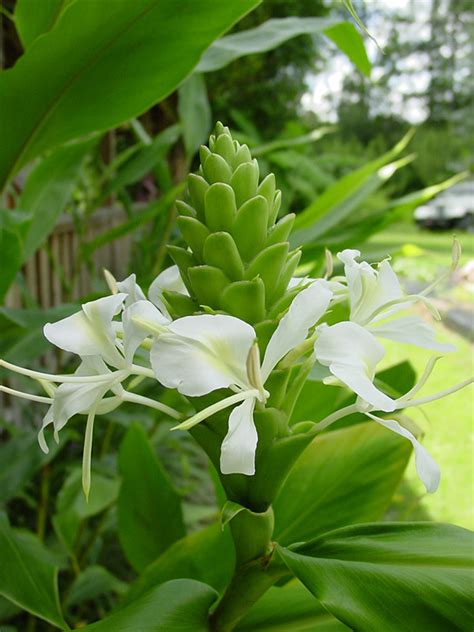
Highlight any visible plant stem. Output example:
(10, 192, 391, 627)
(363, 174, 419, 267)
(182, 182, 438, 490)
(209, 551, 285, 632)
(210, 506, 287, 631)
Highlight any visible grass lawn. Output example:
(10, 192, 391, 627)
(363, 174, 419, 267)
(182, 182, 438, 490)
(366, 222, 473, 529)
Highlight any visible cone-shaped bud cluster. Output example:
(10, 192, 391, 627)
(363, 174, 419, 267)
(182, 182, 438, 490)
(166, 122, 300, 329)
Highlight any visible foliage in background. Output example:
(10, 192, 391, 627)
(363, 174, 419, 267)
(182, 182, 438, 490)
(0, 1, 472, 630)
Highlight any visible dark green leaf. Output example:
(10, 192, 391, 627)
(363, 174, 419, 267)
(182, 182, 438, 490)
(117, 423, 185, 572)
(0, 431, 64, 504)
(278, 522, 474, 632)
(0, 0, 259, 190)
(84, 579, 217, 631)
(53, 468, 119, 552)
(66, 565, 127, 608)
(273, 422, 411, 545)
(125, 523, 234, 604)
(0, 512, 67, 629)
(20, 138, 95, 261)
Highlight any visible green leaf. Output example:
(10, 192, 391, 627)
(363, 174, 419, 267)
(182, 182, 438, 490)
(378, 171, 468, 226)
(342, 0, 381, 50)
(83, 185, 184, 256)
(125, 523, 234, 604)
(66, 565, 127, 608)
(0, 0, 259, 190)
(101, 125, 180, 199)
(0, 512, 67, 629)
(0, 431, 64, 505)
(14, 0, 74, 49)
(324, 22, 371, 77)
(178, 74, 212, 158)
(197, 17, 371, 77)
(53, 468, 119, 552)
(237, 580, 349, 631)
(0, 214, 24, 303)
(117, 423, 185, 572)
(291, 132, 415, 236)
(20, 138, 95, 261)
(291, 154, 415, 248)
(273, 422, 411, 545)
(252, 129, 333, 158)
(278, 522, 474, 632)
(84, 579, 217, 631)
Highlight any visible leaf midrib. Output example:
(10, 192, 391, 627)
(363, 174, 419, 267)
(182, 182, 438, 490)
(4, 0, 160, 192)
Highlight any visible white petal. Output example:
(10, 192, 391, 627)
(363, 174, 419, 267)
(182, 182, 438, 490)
(44, 294, 126, 367)
(261, 280, 333, 381)
(151, 314, 255, 396)
(38, 407, 54, 453)
(122, 300, 169, 364)
(220, 397, 257, 475)
(366, 412, 440, 493)
(369, 315, 456, 352)
(338, 250, 403, 324)
(116, 273, 146, 306)
(149, 265, 189, 318)
(52, 381, 110, 433)
(315, 322, 396, 411)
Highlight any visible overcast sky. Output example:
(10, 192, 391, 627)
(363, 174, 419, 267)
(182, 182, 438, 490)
(302, 0, 435, 123)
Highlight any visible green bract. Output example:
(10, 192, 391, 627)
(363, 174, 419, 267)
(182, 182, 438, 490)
(167, 123, 300, 329)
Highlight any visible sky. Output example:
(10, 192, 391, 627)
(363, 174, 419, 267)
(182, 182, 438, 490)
(301, 0, 434, 124)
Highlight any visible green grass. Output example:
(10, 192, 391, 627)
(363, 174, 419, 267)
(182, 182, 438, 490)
(365, 222, 473, 529)
(382, 327, 473, 530)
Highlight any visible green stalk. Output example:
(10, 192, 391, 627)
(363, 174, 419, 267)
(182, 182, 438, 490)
(209, 554, 285, 632)
(210, 506, 286, 631)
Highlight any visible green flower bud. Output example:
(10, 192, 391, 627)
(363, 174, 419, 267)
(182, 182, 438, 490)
(172, 122, 299, 328)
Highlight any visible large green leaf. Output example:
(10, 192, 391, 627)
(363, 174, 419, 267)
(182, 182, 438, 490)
(237, 580, 348, 631)
(278, 522, 474, 632)
(14, 0, 75, 49)
(117, 423, 185, 572)
(20, 138, 95, 261)
(84, 579, 217, 631)
(273, 422, 411, 545)
(0, 512, 67, 629)
(125, 523, 234, 605)
(53, 468, 119, 552)
(0, 0, 258, 190)
(197, 17, 371, 77)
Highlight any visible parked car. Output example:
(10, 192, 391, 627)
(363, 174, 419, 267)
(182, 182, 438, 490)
(415, 180, 474, 230)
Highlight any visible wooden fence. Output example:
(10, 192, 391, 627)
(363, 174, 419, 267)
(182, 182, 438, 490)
(5, 206, 131, 309)
(2, 207, 132, 425)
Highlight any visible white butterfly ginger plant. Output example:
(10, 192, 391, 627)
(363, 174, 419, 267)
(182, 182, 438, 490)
(1, 123, 471, 506)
